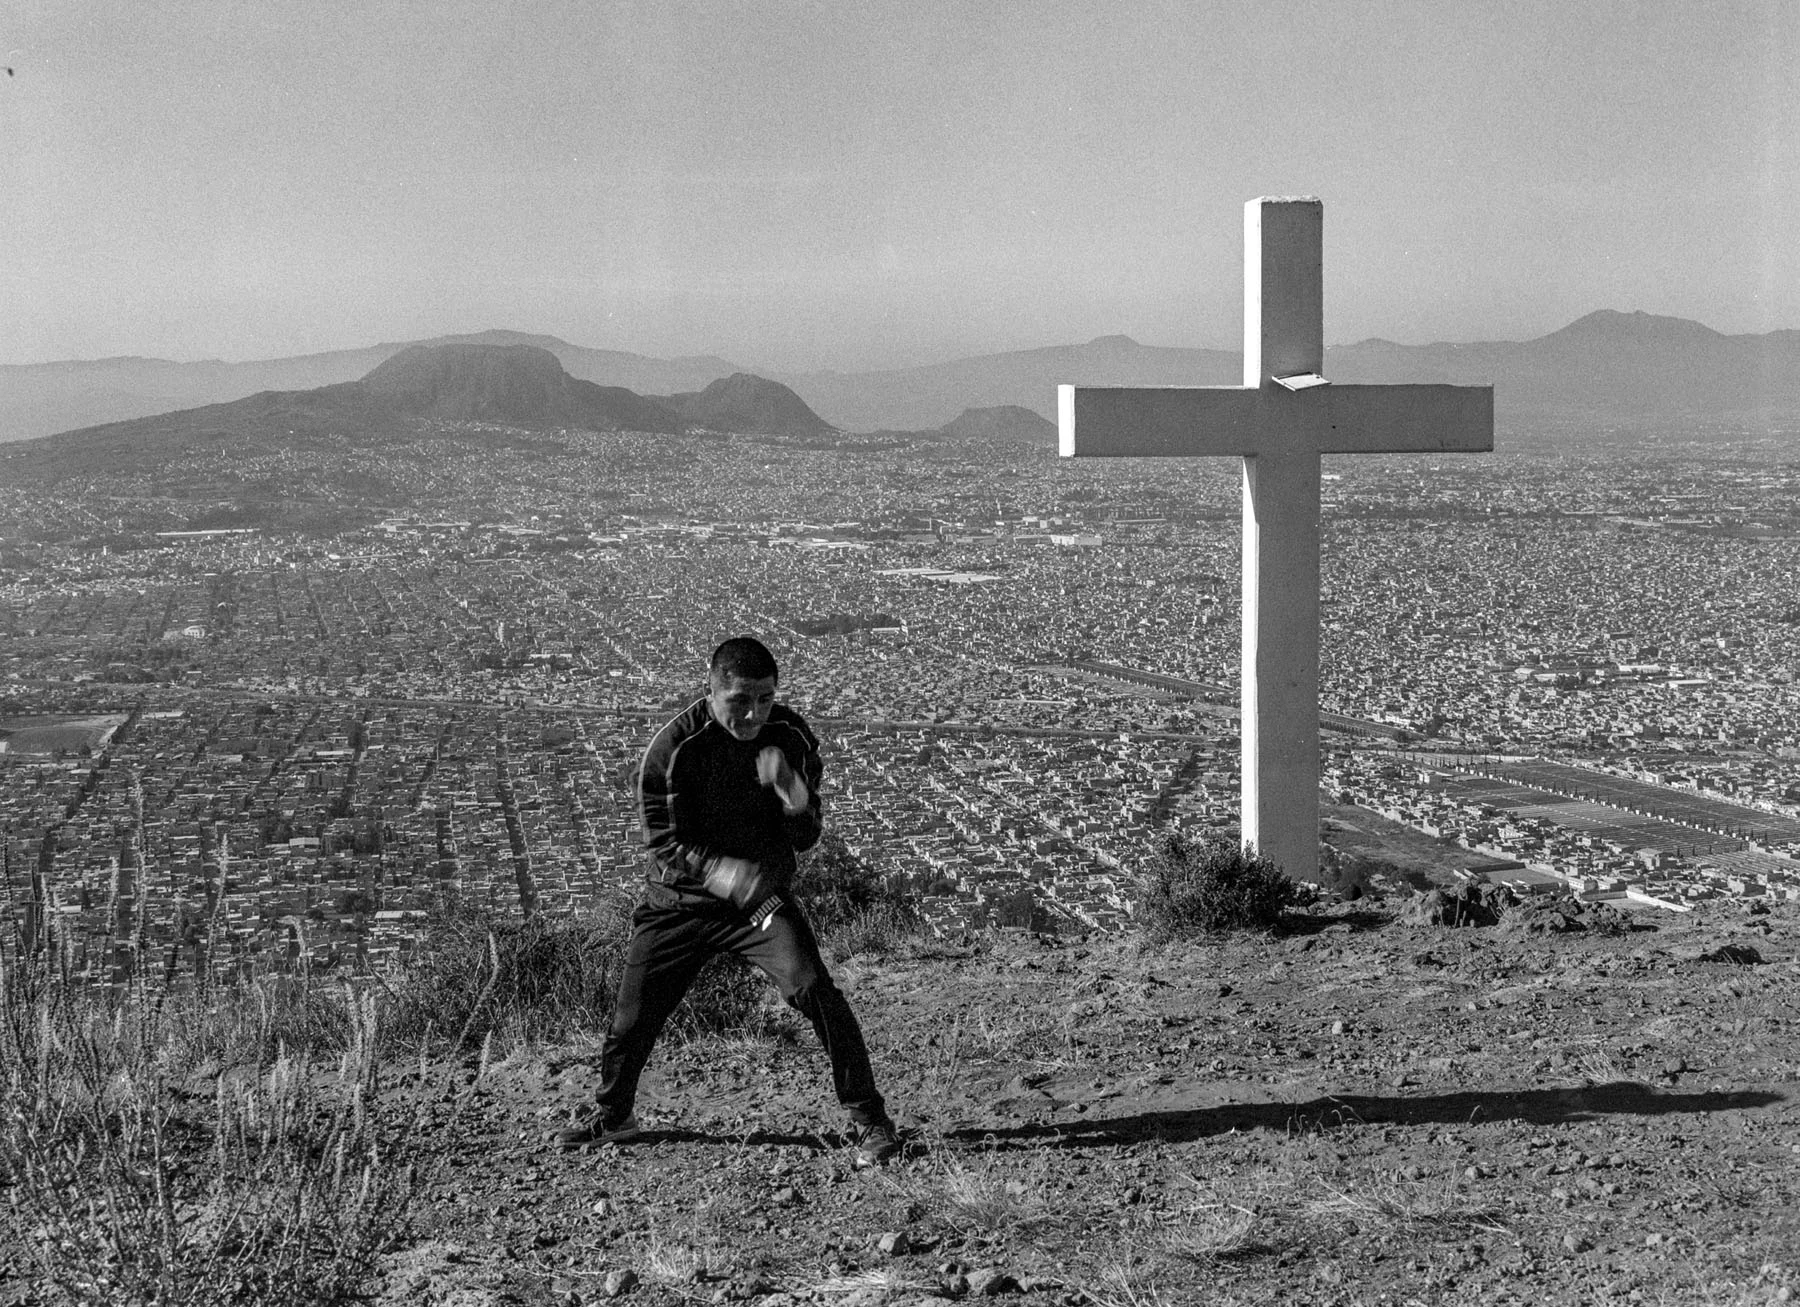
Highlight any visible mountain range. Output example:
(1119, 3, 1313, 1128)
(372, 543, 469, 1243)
(2, 346, 848, 480)
(2, 311, 1796, 445)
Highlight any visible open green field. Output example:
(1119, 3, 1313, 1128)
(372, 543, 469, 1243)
(0, 714, 128, 755)
(1323, 801, 1521, 890)
(1483, 758, 1800, 842)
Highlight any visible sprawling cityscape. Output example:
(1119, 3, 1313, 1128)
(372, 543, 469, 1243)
(4, 419, 1799, 985)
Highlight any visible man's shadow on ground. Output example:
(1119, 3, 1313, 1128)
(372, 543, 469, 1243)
(944, 1083, 1787, 1150)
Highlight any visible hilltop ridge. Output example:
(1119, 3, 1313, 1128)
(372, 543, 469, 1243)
(1542, 309, 1731, 345)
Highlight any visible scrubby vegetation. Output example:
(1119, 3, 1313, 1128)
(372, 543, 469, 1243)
(389, 845, 923, 1052)
(0, 859, 927, 1304)
(792, 831, 924, 959)
(1133, 833, 1305, 939)
(0, 962, 411, 1305)
(387, 892, 768, 1052)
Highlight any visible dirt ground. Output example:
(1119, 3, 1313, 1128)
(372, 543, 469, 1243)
(369, 891, 1800, 1307)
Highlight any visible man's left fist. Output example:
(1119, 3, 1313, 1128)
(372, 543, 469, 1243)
(756, 746, 791, 789)
(757, 746, 808, 812)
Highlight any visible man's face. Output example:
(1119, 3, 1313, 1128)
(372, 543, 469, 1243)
(707, 673, 777, 741)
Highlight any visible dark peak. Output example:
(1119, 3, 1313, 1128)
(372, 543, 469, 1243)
(354, 343, 683, 432)
(1544, 310, 1725, 344)
(663, 372, 833, 437)
(361, 342, 569, 392)
(1086, 334, 1140, 350)
(697, 371, 785, 397)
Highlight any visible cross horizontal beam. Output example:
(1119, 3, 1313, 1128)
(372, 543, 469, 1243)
(1059, 383, 1494, 458)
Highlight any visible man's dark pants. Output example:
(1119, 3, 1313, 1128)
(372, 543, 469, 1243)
(595, 895, 887, 1128)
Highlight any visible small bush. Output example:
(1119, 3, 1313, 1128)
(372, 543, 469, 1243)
(388, 896, 629, 1049)
(1134, 834, 1300, 940)
(793, 832, 924, 957)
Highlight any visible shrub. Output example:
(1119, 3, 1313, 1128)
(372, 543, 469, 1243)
(387, 895, 628, 1049)
(792, 832, 924, 958)
(387, 893, 768, 1049)
(1134, 834, 1300, 940)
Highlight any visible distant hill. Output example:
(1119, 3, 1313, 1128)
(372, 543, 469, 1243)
(938, 405, 1059, 445)
(772, 314, 1800, 432)
(774, 335, 1240, 433)
(1326, 310, 1800, 421)
(658, 372, 835, 437)
(0, 331, 742, 444)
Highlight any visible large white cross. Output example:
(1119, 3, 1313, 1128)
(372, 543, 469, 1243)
(1059, 197, 1493, 880)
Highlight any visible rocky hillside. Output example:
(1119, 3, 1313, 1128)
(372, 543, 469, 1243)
(341, 894, 1796, 1306)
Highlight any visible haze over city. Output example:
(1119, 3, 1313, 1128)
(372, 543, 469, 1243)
(5, 0, 1797, 371)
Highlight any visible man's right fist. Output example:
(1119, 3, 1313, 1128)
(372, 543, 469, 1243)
(703, 856, 763, 907)
(701, 856, 782, 929)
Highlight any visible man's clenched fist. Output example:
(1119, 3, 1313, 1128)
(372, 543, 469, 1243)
(757, 746, 809, 813)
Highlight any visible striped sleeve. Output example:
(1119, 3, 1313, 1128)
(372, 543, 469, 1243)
(638, 707, 711, 885)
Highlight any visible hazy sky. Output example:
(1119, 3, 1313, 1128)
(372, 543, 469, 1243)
(4, 0, 1796, 370)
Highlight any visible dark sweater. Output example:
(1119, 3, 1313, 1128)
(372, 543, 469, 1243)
(637, 697, 824, 907)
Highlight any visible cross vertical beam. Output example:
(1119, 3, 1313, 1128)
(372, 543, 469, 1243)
(1242, 199, 1324, 882)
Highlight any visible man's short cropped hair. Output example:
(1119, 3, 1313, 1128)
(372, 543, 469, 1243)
(710, 636, 779, 685)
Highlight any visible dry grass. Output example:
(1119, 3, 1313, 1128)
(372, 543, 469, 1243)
(1564, 1046, 1649, 1088)
(385, 895, 637, 1051)
(793, 831, 924, 961)
(387, 867, 924, 1057)
(640, 1235, 715, 1285)
(1082, 1248, 1188, 1307)
(875, 1131, 1057, 1236)
(1159, 1201, 1262, 1262)
(940, 1158, 1052, 1233)
(808, 1268, 939, 1297)
(1302, 1165, 1509, 1236)
(638, 1204, 736, 1287)
(0, 959, 416, 1305)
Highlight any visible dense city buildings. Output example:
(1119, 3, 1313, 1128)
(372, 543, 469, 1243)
(3, 423, 1798, 984)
